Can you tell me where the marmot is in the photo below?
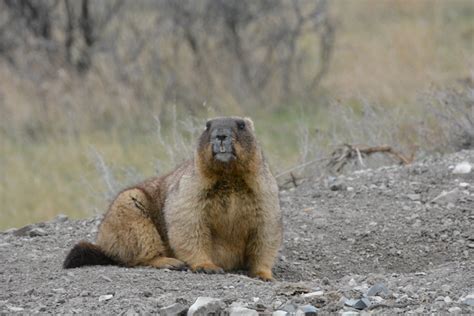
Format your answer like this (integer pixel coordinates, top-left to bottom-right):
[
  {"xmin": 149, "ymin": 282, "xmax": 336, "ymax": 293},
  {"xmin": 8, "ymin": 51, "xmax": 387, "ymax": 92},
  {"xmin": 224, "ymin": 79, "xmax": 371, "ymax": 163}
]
[{"xmin": 63, "ymin": 117, "xmax": 282, "ymax": 281}]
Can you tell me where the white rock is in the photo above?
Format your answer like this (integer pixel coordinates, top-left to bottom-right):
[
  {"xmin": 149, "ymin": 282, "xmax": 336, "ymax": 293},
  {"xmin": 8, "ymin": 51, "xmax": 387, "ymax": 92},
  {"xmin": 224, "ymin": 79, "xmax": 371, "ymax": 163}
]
[
  {"xmin": 459, "ymin": 182, "xmax": 470, "ymax": 188},
  {"xmin": 272, "ymin": 311, "xmax": 288, "ymax": 316},
  {"xmin": 452, "ymin": 162, "xmax": 472, "ymax": 174},
  {"xmin": 7, "ymin": 306, "xmax": 24, "ymax": 312},
  {"xmin": 301, "ymin": 290, "xmax": 324, "ymax": 298},
  {"xmin": 228, "ymin": 306, "xmax": 258, "ymax": 316},
  {"xmin": 187, "ymin": 297, "xmax": 225, "ymax": 316},
  {"xmin": 341, "ymin": 311, "xmax": 360, "ymax": 316},
  {"xmin": 448, "ymin": 306, "xmax": 462, "ymax": 313},
  {"xmin": 98, "ymin": 294, "xmax": 113, "ymax": 302}
]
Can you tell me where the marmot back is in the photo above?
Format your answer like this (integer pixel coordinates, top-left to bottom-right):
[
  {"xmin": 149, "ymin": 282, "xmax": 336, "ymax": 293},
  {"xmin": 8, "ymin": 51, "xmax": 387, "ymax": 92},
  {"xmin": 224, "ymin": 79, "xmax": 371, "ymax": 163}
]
[{"xmin": 63, "ymin": 117, "xmax": 282, "ymax": 281}]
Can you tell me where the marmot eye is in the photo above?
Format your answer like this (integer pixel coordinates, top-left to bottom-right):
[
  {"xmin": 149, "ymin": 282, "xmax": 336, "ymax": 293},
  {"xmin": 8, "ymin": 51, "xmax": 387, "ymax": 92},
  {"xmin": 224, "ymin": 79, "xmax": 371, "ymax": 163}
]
[
  {"xmin": 237, "ymin": 121, "xmax": 246, "ymax": 130},
  {"xmin": 205, "ymin": 122, "xmax": 211, "ymax": 130}
]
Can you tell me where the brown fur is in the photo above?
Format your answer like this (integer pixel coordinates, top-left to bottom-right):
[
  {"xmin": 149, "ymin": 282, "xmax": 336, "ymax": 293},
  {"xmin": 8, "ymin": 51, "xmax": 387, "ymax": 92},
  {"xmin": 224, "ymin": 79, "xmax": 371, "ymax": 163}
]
[{"xmin": 63, "ymin": 117, "xmax": 282, "ymax": 281}]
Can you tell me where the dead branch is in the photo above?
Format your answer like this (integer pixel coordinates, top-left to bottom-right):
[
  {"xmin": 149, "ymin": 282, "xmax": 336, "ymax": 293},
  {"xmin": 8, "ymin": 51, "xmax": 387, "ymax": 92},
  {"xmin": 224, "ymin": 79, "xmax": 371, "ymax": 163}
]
[{"xmin": 327, "ymin": 144, "xmax": 414, "ymax": 173}]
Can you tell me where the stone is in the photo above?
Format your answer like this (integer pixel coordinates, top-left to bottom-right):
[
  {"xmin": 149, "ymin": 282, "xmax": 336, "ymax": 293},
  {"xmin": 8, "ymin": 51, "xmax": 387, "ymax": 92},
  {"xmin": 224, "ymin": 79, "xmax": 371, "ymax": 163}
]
[
  {"xmin": 407, "ymin": 194, "xmax": 421, "ymax": 201},
  {"xmin": 353, "ymin": 298, "xmax": 370, "ymax": 310},
  {"xmin": 461, "ymin": 293, "xmax": 474, "ymax": 306},
  {"xmin": 228, "ymin": 306, "xmax": 259, "ymax": 316},
  {"xmin": 448, "ymin": 307, "xmax": 462, "ymax": 313},
  {"xmin": 329, "ymin": 179, "xmax": 347, "ymax": 191},
  {"xmin": 7, "ymin": 306, "xmax": 24, "ymax": 312},
  {"xmin": 98, "ymin": 294, "xmax": 113, "ymax": 302},
  {"xmin": 272, "ymin": 311, "xmax": 288, "ymax": 316},
  {"xmin": 12, "ymin": 225, "xmax": 47, "ymax": 237},
  {"xmin": 346, "ymin": 298, "xmax": 370, "ymax": 310},
  {"xmin": 301, "ymin": 290, "xmax": 324, "ymax": 298},
  {"xmin": 367, "ymin": 283, "xmax": 389, "ymax": 297},
  {"xmin": 452, "ymin": 162, "xmax": 472, "ymax": 174},
  {"xmin": 160, "ymin": 303, "xmax": 188, "ymax": 316},
  {"xmin": 187, "ymin": 297, "xmax": 225, "ymax": 316},
  {"xmin": 279, "ymin": 303, "xmax": 297, "ymax": 313},
  {"xmin": 54, "ymin": 214, "xmax": 69, "ymax": 222},
  {"xmin": 341, "ymin": 312, "xmax": 359, "ymax": 316},
  {"xmin": 295, "ymin": 304, "xmax": 319, "ymax": 315},
  {"xmin": 431, "ymin": 189, "xmax": 460, "ymax": 205}
]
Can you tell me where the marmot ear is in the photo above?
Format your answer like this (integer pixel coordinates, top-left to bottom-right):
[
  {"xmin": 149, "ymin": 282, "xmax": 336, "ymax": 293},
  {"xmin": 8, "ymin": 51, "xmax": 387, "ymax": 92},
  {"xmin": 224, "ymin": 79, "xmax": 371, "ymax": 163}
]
[{"xmin": 243, "ymin": 117, "xmax": 254, "ymax": 131}]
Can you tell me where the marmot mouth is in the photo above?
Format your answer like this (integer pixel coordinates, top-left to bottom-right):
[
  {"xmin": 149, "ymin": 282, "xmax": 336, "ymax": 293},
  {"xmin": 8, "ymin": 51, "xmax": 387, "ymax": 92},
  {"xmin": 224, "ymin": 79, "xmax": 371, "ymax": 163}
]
[{"xmin": 213, "ymin": 152, "xmax": 236, "ymax": 163}]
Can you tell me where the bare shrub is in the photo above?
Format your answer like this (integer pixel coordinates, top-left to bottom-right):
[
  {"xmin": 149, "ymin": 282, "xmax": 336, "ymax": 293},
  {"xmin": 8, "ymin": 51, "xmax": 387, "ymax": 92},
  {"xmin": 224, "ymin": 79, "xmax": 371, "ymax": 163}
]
[{"xmin": 418, "ymin": 85, "xmax": 474, "ymax": 152}]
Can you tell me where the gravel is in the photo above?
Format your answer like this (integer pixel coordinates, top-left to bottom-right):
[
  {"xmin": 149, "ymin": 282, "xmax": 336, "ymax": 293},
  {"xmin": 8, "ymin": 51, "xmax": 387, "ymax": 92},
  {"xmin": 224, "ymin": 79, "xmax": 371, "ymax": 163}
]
[{"xmin": 0, "ymin": 150, "xmax": 473, "ymax": 314}]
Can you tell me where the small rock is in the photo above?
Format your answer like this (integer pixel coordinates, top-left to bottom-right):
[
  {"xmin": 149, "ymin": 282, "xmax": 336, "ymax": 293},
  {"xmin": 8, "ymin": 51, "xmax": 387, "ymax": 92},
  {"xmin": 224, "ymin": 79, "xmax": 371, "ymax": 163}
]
[
  {"xmin": 444, "ymin": 296, "xmax": 452, "ymax": 303},
  {"xmin": 295, "ymin": 304, "xmax": 319, "ymax": 315},
  {"xmin": 12, "ymin": 225, "xmax": 47, "ymax": 237},
  {"xmin": 80, "ymin": 291, "xmax": 90, "ymax": 297},
  {"xmin": 341, "ymin": 311, "xmax": 359, "ymax": 316},
  {"xmin": 187, "ymin": 297, "xmax": 225, "ymax": 316},
  {"xmin": 329, "ymin": 179, "xmax": 347, "ymax": 191},
  {"xmin": 452, "ymin": 162, "xmax": 472, "ymax": 174},
  {"xmin": 448, "ymin": 306, "xmax": 462, "ymax": 313},
  {"xmin": 279, "ymin": 303, "xmax": 297, "ymax": 314},
  {"xmin": 431, "ymin": 189, "xmax": 460, "ymax": 205},
  {"xmin": 348, "ymin": 278, "xmax": 357, "ymax": 286},
  {"xmin": 7, "ymin": 306, "xmax": 24, "ymax": 312},
  {"xmin": 461, "ymin": 293, "xmax": 474, "ymax": 306},
  {"xmin": 302, "ymin": 290, "xmax": 324, "ymax": 298},
  {"xmin": 345, "ymin": 297, "xmax": 370, "ymax": 310},
  {"xmin": 54, "ymin": 214, "xmax": 69, "ymax": 222},
  {"xmin": 160, "ymin": 303, "xmax": 188, "ymax": 316},
  {"xmin": 353, "ymin": 298, "xmax": 370, "ymax": 310},
  {"xmin": 228, "ymin": 306, "xmax": 258, "ymax": 316},
  {"xmin": 367, "ymin": 283, "xmax": 390, "ymax": 297},
  {"xmin": 272, "ymin": 311, "xmax": 288, "ymax": 316},
  {"xmin": 407, "ymin": 194, "xmax": 421, "ymax": 201},
  {"xmin": 98, "ymin": 294, "xmax": 113, "ymax": 302},
  {"xmin": 459, "ymin": 182, "xmax": 470, "ymax": 188}
]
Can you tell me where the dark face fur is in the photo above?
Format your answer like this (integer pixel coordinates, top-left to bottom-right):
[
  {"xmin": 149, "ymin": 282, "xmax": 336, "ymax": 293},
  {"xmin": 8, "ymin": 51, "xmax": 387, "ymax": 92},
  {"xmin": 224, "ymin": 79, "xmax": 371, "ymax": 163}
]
[{"xmin": 197, "ymin": 117, "xmax": 259, "ymax": 176}]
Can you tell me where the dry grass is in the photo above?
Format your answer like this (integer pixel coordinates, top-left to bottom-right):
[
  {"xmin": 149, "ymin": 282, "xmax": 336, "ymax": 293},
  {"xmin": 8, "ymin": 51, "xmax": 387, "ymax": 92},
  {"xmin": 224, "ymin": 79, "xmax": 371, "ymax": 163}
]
[{"xmin": 1, "ymin": 0, "xmax": 473, "ymax": 229}]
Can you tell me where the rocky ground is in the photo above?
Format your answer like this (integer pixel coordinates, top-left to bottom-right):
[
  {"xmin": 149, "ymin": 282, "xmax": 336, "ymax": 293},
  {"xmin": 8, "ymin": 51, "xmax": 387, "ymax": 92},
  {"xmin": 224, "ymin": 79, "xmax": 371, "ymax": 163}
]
[{"xmin": 1, "ymin": 150, "xmax": 473, "ymax": 315}]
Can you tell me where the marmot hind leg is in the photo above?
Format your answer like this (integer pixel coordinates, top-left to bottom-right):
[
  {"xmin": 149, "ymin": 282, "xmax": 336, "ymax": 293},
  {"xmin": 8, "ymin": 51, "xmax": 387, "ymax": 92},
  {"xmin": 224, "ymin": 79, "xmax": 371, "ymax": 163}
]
[{"xmin": 96, "ymin": 188, "xmax": 184, "ymax": 269}]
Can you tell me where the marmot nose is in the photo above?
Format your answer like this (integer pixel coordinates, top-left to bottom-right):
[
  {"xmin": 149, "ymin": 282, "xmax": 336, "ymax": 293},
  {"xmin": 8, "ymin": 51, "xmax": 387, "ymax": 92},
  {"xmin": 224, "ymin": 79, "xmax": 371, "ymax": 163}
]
[{"xmin": 216, "ymin": 135, "xmax": 227, "ymax": 142}]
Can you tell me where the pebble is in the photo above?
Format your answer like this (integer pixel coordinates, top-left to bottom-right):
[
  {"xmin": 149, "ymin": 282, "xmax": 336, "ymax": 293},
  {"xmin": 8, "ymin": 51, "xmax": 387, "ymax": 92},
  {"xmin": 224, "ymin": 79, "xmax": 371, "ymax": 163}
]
[
  {"xmin": 301, "ymin": 290, "xmax": 324, "ymax": 298},
  {"xmin": 279, "ymin": 303, "xmax": 297, "ymax": 313},
  {"xmin": 431, "ymin": 189, "xmax": 460, "ymax": 205},
  {"xmin": 367, "ymin": 283, "xmax": 389, "ymax": 297},
  {"xmin": 7, "ymin": 306, "xmax": 24, "ymax": 312},
  {"xmin": 228, "ymin": 306, "xmax": 258, "ymax": 316},
  {"xmin": 295, "ymin": 304, "xmax": 319, "ymax": 315},
  {"xmin": 452, "ymin": 162, "xmax": 472, "ymax": 174},
  {"xmin": 448, "ymin": 306, "xmax": 462, "ymax": 313},
  {"xmin": 54, "ymin": 214, "xmax": 69, "ymax": 222},
  {"xmin": 461, "ymin": 293, "xmax": 474, "ymax": 306},
  {"xmin": 329, "ymin": 179, "xmax": 347, "ymax": 191},
  {"xmin": 341, "ymin": 311, "xmax": 360, "ymax": 316},
  {"xmin": 272, "ymin": 311, "xmax": 288, "ymax": 316},
  {"xmin": 98, "ymin": 294, "xmax": 113, "ymax": 302},
  {"xmin": 12, "ymin": 225, "xmax": 47, "ymax": 237},
  {"xmin": 407, "ymin": 194, "xmax": 421, "ymax": 201},
  {"xmin": 160, "ymin": 303, "xmax": 188, "ymax": 316},
  {"xmin": 187, "ymin": 297, "xmax": 225, "ymax": 316}
]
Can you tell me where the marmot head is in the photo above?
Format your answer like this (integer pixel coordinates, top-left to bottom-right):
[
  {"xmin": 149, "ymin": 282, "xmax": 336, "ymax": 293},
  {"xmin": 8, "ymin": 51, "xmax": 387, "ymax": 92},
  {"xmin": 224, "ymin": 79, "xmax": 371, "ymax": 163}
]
[{"xmin": 196, "ymin": 116, "xmax": 261, "ymax": 177}]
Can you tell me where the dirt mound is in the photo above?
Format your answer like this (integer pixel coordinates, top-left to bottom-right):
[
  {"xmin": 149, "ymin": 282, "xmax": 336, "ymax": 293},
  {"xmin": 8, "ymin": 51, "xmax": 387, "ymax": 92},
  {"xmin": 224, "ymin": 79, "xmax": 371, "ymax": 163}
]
[{"xmin": 1, "ymin": 150, "xmax": 473, "ymax": 314}]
